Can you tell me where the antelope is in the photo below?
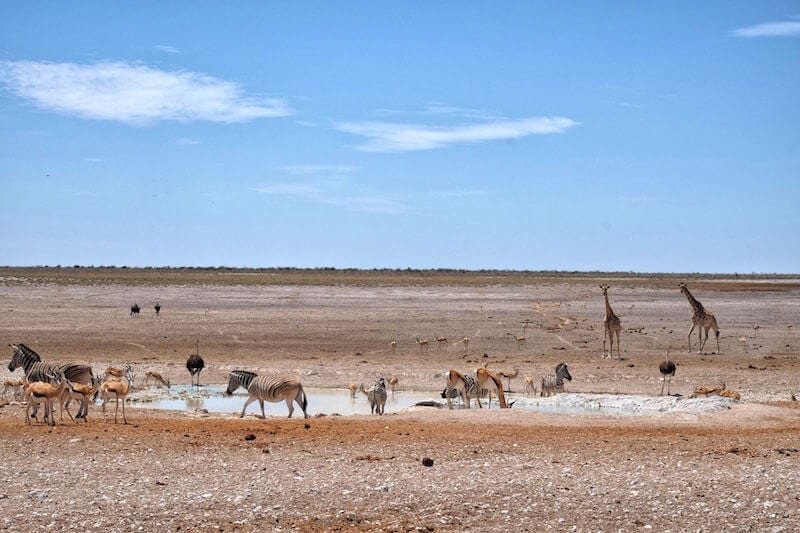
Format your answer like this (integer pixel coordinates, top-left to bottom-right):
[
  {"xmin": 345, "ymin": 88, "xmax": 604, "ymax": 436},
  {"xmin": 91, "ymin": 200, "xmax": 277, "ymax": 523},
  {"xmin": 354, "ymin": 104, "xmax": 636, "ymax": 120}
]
[
  {"xmin": 523, "ymin": 374, "xmax": 536, "ymax": 396},
  {"xmin": 101, "ymin": 375, "xmax": 132, "ymax": 424},
  {"xmin": 498, "ymin": 367, "xmax": 519, "ymax": 392},
  {"xmin": 3, "ymin": 379, "xmax": 26, "ymax": 402},
  {"xmin": 388, "ymin": 375, "xmax": 399, "ymax": 394},
  {"xmin": 142, "ymin": 370, "xmax": 170, "ymax": 389},
  {"xmin": 475, "ymin": 367, "xmax": 508, "ymax": 408},
  {"xmin": 348, "ymin": 383, "xmax": 358, "ymax": 398},
  {"xmin": 25, "ymin": 374, "xmax": 67, "ymax": 426},
  {"xmin": 509, "ymin": 333, "xmax": 526, "ymax": 350},
  {"xmin": 460, "ymin": 337, "xmax": 470, "ymax": 354},
  {"xmin": 390, "ymin": 340, "xmax": 397, "ymax": 353},
  {"xmin": 59, "ymin": 380, "xmax": 99, "ymax": 422},
  {"xmin": 434, "ymin": 335, "xmax": 448, "ymax": 350},
  {"xmin": 415, "ymin": 336, "xmax": 429, "ymax": 354}
]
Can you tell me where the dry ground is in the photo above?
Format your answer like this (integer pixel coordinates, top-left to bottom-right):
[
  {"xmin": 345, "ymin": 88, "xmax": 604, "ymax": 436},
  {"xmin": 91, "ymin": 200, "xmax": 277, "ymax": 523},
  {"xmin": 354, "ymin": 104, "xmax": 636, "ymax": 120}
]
[{"xmin": 1, "ymin": 270, "xmax": 799, "ymax": 531}]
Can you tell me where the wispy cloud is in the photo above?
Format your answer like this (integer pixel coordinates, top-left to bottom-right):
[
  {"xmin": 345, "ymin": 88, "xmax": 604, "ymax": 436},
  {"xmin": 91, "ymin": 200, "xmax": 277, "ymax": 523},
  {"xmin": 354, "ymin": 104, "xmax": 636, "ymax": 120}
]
[
  {"xmin": 431, "ymin": 189, "xmax": 487, "ymax": 198},
  {"xmin": 335, "ymin": 117, "xmax": 579, "ymax": 152},
  {"xmin": 0, "ymin": 60, "xmax": 293, "ymax": 124},
  {"xmin": 155, "ymin": 45, "xmax": 181, "ymax": 54},
  {"xmin": 732, "ymin": 20, "xmax": 800, "ymax": 38},
  {"xmin": 251, "ymin": 183, "xmax": 404, "ymax": 213},
  {"xmin": 278, "ymin": 164, "xmax": 359, "ymax": 175},
  {"xmin": 175, "ymin": 137, "xmax": 200, "ymax": 145}
]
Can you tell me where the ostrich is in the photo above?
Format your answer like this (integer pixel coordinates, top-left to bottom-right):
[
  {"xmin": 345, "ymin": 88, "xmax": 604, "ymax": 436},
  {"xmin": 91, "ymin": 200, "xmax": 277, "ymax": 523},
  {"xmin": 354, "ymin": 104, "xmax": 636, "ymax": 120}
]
[
  {"xmin": 130, "ymin": 303, "xmax": 140, "ymax": 317},
  {"xmin": 186, "ymin": 340, "xmax": 205, "ymax": 387},
  {"xmin": 659, "ymin": 355, "xmax": 676, "ymax": 396},
  {"xmin": 154, "ymin": 302, "xmax": 161, "ymax": 316}
]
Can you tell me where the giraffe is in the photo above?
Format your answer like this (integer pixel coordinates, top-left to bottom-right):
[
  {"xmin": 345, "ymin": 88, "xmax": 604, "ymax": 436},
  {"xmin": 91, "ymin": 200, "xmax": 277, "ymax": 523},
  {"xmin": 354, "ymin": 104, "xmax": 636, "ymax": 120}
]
[
  {"xmin": 679, "ymin": 283, "xmax": 720, "ymax": 354},
  {"xmin": 600, "ymin": 285, "xmax": 622, "ymax": 359}
]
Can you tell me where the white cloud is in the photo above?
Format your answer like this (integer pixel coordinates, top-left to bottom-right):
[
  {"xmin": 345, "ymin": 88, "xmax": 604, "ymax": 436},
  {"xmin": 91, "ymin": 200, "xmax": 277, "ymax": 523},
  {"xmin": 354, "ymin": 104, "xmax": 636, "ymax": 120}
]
[
  {"xmin": 155, "ymin": 45, "xmax": 181, "ymax": 54},
  {"xmin": 250, "ymin": 184, "xmax": 322, "ymax": 196},
  {"xmin": 732, "ymin": 20, "xmax": 800, "ymax": 37},
  {"xmin": 431, "ymin": 189, "xmax": 487, "ymax": 198},
  {"xmin": 0, "ymin": 60, "xmax": 293, "ymax": 124},
  {"xmin": 251, "ymin": 183, "xmax": 403, "ymax": 214},
  {"xmin": 278, "ymin": 164, "xmax": 359, "ymax": 175},
  {"xmin": 335, "ymin": 117, "xmax": 579, "ymax": 152},
  {"xmin": 175, "ymin": 138, "xmax": 200, "ymax": 145}
]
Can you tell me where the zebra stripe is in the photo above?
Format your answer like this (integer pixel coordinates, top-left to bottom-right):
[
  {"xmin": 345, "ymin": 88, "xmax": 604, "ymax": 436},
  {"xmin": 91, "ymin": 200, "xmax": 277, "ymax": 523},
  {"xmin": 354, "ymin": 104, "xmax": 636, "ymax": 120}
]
[
  {"xmin": 541, "ymin": 363, "xmax": 572, "ymax": 397},
  {"xmin": 442, "ymin": 371, "xmax": 483, "ymax": 409},
  {"xmin": 366, "ymin": 378, "xmax": 387, "ymax": 415},
  {"xmin": 239, "ymin": 375, "xmax": 308, "ymax": 419},
  {"xmin": 225, "ymin": 370, "xmax": 258, "ymax": 394},
  {"xmin": 8, "ymin": 344, "xmax": 94, "ymax": 385}
]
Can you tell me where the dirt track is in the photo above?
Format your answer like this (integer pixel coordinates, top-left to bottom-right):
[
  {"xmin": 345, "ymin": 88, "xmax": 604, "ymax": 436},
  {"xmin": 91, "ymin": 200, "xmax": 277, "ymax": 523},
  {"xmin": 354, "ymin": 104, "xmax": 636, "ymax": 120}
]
[{"xmin": 1, "ymin": 272, "xmax": 799, "ymax": 531}]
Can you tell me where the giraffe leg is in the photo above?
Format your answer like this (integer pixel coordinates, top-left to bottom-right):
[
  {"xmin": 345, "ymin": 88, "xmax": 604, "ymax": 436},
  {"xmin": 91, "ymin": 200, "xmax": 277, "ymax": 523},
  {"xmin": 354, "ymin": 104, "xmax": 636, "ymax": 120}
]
[
  {"xmin": 616, "ymin": 330, "xmax": 622, "ymax": 359},
  {"xmin": 603, "ymin": 329, "xmax": 608, "ymax": 358},
  {"xmin": 687, "ymin": 325, "xmax": 696, "ymax": 352}
]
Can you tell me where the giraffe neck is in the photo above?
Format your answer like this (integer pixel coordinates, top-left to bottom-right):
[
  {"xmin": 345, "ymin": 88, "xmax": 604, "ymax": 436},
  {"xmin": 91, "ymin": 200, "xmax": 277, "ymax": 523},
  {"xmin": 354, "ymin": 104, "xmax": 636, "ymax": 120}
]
[
  {"xmin": 603, "ymin": 293, "xmax": 614, "ymax": 317},
  {"xmin": 683, "ymin": 289, "xmax": 705, "ymax": 315}
]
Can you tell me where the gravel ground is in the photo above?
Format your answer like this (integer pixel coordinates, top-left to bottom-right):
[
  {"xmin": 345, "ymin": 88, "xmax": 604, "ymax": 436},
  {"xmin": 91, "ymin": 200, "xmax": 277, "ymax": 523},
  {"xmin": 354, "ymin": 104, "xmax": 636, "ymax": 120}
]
[{"xmin": 1, "ymin": 278, "xmax": 799, "ymax": 531}]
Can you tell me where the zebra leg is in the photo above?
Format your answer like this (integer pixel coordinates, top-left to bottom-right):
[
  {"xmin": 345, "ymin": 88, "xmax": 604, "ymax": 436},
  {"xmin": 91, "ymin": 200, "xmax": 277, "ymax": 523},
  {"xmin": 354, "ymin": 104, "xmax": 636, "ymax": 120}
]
[
  {"xmin": 259, "ymin": 399, "xmax": 266, "ymax": 419},
  {"xmin": 240, "ymin": 396, "xmax": 257, "ymax": 418},
  {"xmin": 285, "ymin": 398, "xmax": 294, "ymax": 418}
]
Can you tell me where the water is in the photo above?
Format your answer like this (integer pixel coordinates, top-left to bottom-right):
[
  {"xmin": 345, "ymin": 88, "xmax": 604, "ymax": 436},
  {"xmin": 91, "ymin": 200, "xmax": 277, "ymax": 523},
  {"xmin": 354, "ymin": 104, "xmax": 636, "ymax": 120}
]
[{"xmin": 129, "ymin": 385, "xmax": 660, "ymax": 417}]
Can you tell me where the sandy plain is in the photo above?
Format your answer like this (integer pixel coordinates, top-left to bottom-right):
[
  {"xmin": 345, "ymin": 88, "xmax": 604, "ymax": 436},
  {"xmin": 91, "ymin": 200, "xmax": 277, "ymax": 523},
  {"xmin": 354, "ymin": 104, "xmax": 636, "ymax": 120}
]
[{"xmin": 0, "ymin": 269, "xmax": 799, "ymax": 531}]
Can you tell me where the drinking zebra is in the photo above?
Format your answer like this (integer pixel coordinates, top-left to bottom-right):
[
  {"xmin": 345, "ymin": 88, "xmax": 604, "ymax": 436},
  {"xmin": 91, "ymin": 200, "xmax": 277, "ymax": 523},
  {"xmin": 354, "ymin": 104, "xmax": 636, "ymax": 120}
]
[
  {"xmin": 8, "ymin": 344, "xmax": 95, "ymax": 418},
  {"xmin": 540, "ymin": 362, "xmax": 572, "ymax": 397},
  {"xmin": 225, "ymin": 370, "xmax": 308, "ymax": 419}
]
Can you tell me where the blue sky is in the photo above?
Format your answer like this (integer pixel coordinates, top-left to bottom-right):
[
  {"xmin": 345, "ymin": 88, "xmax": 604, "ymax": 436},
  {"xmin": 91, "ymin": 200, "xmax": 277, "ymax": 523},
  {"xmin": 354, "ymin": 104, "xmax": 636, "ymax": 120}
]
[{"xmin": 1, "ymin": 2, "xmax": 798, "ymax": 272}]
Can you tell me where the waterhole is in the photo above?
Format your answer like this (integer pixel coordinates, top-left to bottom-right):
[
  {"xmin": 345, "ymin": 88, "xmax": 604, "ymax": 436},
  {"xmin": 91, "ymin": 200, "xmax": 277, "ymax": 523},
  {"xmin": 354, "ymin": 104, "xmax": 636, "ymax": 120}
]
[{"xmin": 128, "ymin": 386, "xmax": 695, "ymax": 417}]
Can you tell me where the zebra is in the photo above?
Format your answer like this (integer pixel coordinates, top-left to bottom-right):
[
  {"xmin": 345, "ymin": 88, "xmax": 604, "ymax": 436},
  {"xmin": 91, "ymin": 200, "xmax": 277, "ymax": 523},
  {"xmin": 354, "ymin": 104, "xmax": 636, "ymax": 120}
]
[
  {"xmin": 365, "ymin": 377, "xmax": 387, "ymax": 415},
  {"xmin": 540, "ymin": 362, "xmax": 572, "ymax": 397},
  {"xmin": 130, "ymin": 303, "xmax": 140, "ymax": 317},
  {"xmin": 8, "ymin": 343, "xmax": 95, "ymax": 418},
  {"xmin": 441, "ymin": 373, "xmax": 487, "ymax": 408},
  {"xmin": 225, "ymin": 370, "xmax": 308, "ymax": 419}
]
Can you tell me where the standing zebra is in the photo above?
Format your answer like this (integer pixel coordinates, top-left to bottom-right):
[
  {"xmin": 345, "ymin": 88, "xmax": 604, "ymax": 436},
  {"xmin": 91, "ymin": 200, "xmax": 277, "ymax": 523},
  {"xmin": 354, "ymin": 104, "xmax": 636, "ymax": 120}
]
[
  {"xmin": 540, "ymin": 362, "xmax": 572, "ymax": 397},
  {"xmin": 364, "ymin": 377, "xmax": 387, "ymax": 415},
  {"xmin": 225, "ymin": 370, "xmax": 308, "ymax": 419},
  {"xmin": 8, "ymin": 344, "xmax": 95, "ymax": 418}
]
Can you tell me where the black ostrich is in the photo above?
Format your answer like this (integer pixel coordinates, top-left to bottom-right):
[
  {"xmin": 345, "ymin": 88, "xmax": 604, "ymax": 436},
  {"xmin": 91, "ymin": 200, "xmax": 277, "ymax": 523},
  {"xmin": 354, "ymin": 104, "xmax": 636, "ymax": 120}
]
[
  {"xmin": 187, "ymin": 340, "xmax": 205, "ymax": 387},
  {"xmin": 154, "ymin": 302, "xmax": 161, "ymax": 316},
  {"xmin": 130, "ymin": 303, "xmax": 140, "ymax": 317},
  {"xmin": 659, "ymin": 355, "xmax": 677, "ymax": 396}
]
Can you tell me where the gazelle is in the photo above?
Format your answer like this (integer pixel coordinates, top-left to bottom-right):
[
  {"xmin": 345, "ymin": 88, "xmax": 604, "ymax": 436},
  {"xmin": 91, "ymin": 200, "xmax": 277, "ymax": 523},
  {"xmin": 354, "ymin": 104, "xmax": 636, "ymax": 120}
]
[
  {"xmin": 25, "ymin": 374, "xmax": 67, "ymax": 426},
  {"xmin": 101, "ymin": 375, "xmax": 132, "ymax": 424},
  {"xmin": 142, "ymin": 370, "xmax": 170, "ymax": 389},
  {"xmin": 475, "ymin": 367, "xmax": 508, "ymax": 408},
  {"xmin": 434, "ymin": 335, "xmax": 448, "ymax": 351},
  {"xmin": 388, "ymin": 375, "xmax": 398, "ymax": 394},
  {"xmin": 460, "ymin": 337, "xmax": 470, "ymax": 354},
  {"xmin": 524, "ymin": 374, "xmax": 536, "ymax": 396},
  {"xmin": 60, "ymin": 380, "xmax": 99, "ymax": 422},
  {"xmin": 509, "ymin": 334, "xmax": 526, "ymax": 350},
  {"xmin": 348, "ymin": 383, "xmax": 358, "ymax": 398},
  {"xmin": 415, "ymin": 336, "xmax": 430, "ymax": 354},
  {"xmin": 390, "ymin": 340, "xmax": 397, "ymax": 353},
  {"xmin": 498, "ymin": 367, "xmax": 519, "ymax": 392},
  {"xmin": 3, "ymin": 379, "xmax": 26, "ymax": 402}
]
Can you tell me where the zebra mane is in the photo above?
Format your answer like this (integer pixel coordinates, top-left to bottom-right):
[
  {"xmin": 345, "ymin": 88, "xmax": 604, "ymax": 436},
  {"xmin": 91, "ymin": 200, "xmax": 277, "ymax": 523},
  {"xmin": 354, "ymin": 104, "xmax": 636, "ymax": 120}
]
[
  {"xmin": 13, "ymin": 343, "xmax": 41, "ymax": 361},
  {"xmin": 230, "ymin": 370, "xmax": 257, "ymax": 379}
]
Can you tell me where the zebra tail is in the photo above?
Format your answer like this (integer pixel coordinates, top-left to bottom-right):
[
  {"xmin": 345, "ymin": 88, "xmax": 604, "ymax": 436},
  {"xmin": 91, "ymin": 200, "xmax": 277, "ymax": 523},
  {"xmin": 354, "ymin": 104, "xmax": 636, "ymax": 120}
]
[{"xmin": 299, "ymin": 384, "xmax": 308, "ymax": 412}]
